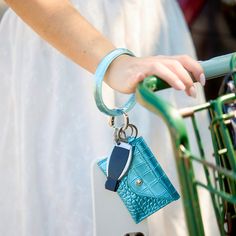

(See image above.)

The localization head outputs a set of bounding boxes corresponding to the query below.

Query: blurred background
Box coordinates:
[0,0,236,100]
[0,0,7,19]
[181,0,236,99]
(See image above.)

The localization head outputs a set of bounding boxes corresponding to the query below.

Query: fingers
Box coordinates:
[148,62,187,90]
[173,55,206,97]
[133,56,203,98]
[156,55,206,97]
[160,59,197,97]
[173,55,205,86]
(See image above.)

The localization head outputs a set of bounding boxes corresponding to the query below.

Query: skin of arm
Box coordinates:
[4,0,205,96]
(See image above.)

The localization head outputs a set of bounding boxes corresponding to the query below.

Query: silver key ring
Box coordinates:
[117,124,138,142]
[109,112,129,131]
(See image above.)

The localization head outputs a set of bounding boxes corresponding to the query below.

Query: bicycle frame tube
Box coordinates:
[136,79,205,236]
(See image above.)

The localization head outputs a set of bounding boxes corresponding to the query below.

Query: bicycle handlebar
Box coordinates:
[145,53,235,92]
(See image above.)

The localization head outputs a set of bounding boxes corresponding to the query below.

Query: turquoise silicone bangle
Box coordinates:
[94,48,136,116]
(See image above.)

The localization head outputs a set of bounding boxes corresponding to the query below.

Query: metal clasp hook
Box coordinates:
[109,112,138,143]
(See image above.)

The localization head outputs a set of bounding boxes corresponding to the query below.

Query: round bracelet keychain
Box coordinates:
[94,48,136,116]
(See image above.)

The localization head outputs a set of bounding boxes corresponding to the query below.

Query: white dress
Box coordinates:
[0,0,217,236]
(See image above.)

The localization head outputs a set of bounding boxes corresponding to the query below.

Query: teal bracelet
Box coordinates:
[94,48,136,116]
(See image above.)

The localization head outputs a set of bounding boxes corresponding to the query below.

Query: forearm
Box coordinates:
[4,0,204,96]
[5,0,115,73]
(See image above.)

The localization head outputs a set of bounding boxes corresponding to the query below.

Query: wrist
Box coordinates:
[94,48,136,116]
[104,54,133,87]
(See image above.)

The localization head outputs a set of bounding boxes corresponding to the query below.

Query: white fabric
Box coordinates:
[0,0,218,235]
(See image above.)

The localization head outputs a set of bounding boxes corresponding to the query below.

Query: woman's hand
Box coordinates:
[105,54,205,97]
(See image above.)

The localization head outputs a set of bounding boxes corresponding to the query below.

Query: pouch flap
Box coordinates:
[98,137,179,201]
[127,137,179,200]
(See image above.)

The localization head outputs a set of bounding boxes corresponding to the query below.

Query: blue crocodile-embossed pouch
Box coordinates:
[97,136,180,223]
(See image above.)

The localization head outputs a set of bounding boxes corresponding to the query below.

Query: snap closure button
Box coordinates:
[135,179,143,186]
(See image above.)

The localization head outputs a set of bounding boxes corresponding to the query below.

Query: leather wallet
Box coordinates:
[97,136,180,223]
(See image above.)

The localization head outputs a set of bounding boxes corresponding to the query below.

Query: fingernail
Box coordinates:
[189,86,197,98]
[175,80,186,90]
[199,73,206,86]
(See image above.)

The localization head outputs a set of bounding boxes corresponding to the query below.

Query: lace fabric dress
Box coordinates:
[0,0,217,235]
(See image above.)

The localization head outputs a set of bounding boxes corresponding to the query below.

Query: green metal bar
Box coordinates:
[209,93,236,218]
[136,80,205,236]
[195,179,235,236]
[211,96,236,172]
[189,114,227,230]
[209,112,227,216]
[188,154,236,180]
[190,114,224,227]
[211,111,236,127]
[194,181,236,204]
[191,115,206,160]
